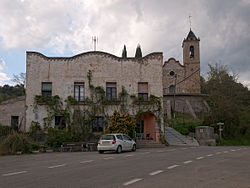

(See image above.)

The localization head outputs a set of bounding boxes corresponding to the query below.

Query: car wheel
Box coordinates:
[99,150,104,154]
[132,144,136,151]
[116,146,122,154]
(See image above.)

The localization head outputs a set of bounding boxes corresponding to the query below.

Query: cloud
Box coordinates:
[0,0,249,86]
[0,58,10,85]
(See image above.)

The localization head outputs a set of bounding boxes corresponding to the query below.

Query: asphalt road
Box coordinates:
[0,146,249,188]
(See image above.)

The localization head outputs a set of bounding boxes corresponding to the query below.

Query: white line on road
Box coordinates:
[149,170,164,176]
[125,154,134,157]
[103,157,114,160]
[123,178,143,186]
[48,164,66,169]
[80,160,94,164]
[196,157,204,160]
[167,149,176,152]
[231,149,236,152]
[223,151,228,153]
[157,150,164,153]
[2,171,27,177]
[141,152,150,154]
[167,165,179,169]
[183,160,192,164]
[207,154,213,157]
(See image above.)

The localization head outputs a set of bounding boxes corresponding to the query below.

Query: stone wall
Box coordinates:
[163,94,209,118]
[26,51,164,131]
[0,96,25,130]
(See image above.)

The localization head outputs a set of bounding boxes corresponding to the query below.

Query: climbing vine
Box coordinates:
[33,69,164,142]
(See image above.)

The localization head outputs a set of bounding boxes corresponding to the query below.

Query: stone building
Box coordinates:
[0,96,25,130]
[0,29,209,141]
[25,51,164,141]
[163,30,209,119]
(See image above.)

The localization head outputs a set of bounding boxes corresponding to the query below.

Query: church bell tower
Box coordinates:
[182,30,201,93]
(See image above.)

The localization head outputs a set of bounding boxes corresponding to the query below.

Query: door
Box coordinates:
[122,134,133,150]
[11,116,19,131]
[136,120,144,139]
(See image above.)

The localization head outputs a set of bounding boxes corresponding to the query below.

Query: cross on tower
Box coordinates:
[92,36,98,51]
[188,15,192,30]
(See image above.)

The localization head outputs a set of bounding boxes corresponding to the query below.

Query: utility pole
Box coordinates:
[173,74,177,119]
[92,36,98,51]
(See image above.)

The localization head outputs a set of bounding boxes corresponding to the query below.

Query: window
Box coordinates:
[11,116,19,131]
[106,82,117,99]
[55,116,66,130]
[116,135,123,140]
[169,71,175,76]
[138,82,148,100]
[92,116,104,132]
[189,46,194,58]
[123,134,132,141]
[74,82,84,101]
[42,82,52,97]
[169,85,176,93]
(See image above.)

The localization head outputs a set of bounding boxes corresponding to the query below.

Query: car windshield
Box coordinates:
[100,135,115,140]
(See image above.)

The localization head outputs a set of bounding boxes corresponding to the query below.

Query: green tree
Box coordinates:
[105,110,136,138]
[122,45,127,58]
[202,64,250,139]
[135,44,142,58]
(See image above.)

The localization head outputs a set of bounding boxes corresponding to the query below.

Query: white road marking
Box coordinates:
[48,164,66,169]
[80,160,94,164]
[103,157,114,160]
[231,149,236,152]
[2,171,27,177]
[123,178,143,186]
[216,152,221,155]
[125,154,134,157]
[196,157,204,160]
[149,170,164,176]
[168,149,176,152]
[207,154,213,157]
[183,160,192,164]
[167,165,179,169]
[157,150,164,153]
[223,151,228,153]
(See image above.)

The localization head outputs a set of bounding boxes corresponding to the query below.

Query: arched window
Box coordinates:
[189,46,194,58]
[169,85,175,94]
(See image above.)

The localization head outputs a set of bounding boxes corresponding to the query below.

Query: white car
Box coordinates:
[97,134,136,154]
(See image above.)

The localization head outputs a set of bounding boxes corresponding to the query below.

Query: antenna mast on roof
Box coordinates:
[188,15,192,30]
[92,36,98,51]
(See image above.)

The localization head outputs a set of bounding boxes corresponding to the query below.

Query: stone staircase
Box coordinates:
[165,127,199,146]
[136,140,166,148]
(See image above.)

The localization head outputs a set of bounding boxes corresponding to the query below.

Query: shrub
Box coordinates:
[0,132,32,155]
[105,110,136,138]
[46,127,72,148]
[0,124,13,138]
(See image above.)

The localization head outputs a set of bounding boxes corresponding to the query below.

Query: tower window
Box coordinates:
[189,46,194,58]
[169,85,176,94]
[169,71,175,76]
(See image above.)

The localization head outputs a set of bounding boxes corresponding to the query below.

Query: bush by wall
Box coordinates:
[0,132,32,155]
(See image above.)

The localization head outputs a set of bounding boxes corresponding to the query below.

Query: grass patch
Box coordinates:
[217,138,250,146]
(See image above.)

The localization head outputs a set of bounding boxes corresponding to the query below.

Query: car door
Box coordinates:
[116,135,126,149]
[122,134,133,150]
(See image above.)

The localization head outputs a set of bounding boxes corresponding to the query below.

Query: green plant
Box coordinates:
[46,127,72,148]
[0,124,13,138]
[0,132,32,155]
[105,110,136,138]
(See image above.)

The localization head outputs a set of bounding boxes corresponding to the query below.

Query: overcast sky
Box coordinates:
[0,0,249,87]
